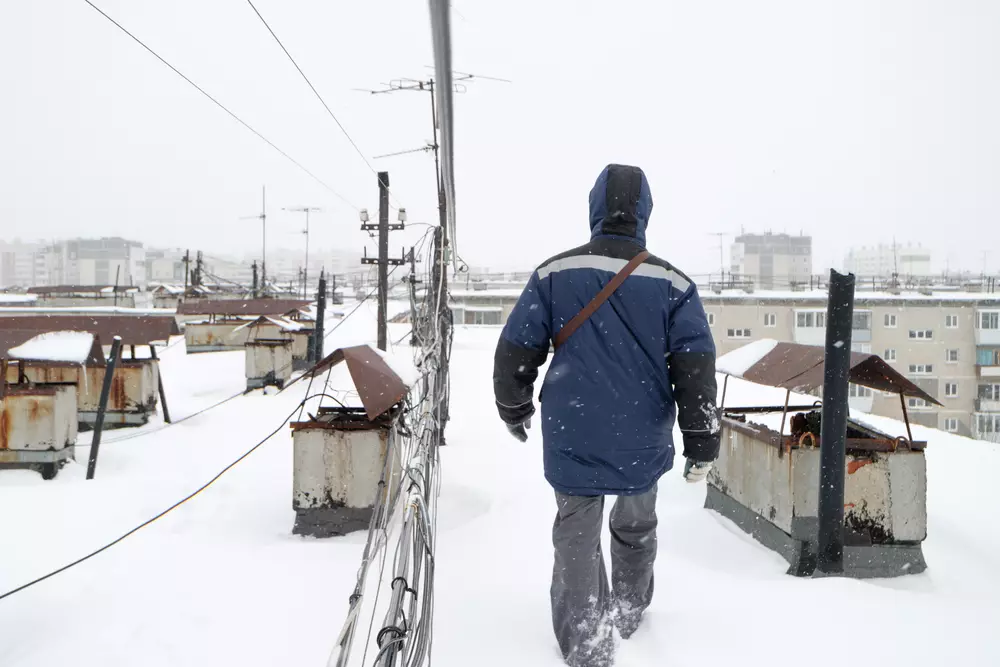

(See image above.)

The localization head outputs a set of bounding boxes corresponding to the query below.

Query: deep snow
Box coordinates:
[1,306,999,666]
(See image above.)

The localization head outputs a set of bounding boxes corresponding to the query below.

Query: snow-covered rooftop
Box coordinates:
[2,313,999,666]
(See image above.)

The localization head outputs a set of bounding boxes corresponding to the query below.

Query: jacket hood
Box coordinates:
[588,164,653,245]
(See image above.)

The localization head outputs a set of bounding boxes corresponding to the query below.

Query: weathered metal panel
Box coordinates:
[0,385,76,451]
[297,345,412,421]
[246,341,293,384]
[0,314,179,346]
[177,299,311,317]
[734,342,941,405]
[292,426,399,510]
[185,322,252,352]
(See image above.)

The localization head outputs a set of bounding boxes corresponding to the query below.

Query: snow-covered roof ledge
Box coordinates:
[7,331,104,365]
[717,339,779,376]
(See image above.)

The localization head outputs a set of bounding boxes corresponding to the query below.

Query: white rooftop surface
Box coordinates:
[0,294,38,304]
[1,312,998,666]
[701,288,1000,303]
[7,331,96,364]
[448,288,524,299]
[0,305,176,316]
[716,338,780,376]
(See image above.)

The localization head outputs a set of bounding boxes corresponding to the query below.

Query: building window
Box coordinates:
[977,414,1000,435]
[979,384,1000,401]
[908,397,933,410]
[848,383,873,399]
[908,364,934,374]
[944,418,959,433]
[908,329,934,340]
[764,313,776,328]
[884,313,897,328]
[464,310,501,326]
[796,312,825,328]
[978,348,1000,366]
[852,312,871,330]
[727,328,752,339]
[884,348,897,362]
[944,382,959,398]
[980,312,1000,330]
[945,314,959,329]
[946,349,959,363]
[707,312,715,327]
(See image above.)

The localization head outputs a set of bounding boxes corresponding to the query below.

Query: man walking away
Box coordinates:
[493,164,720,667]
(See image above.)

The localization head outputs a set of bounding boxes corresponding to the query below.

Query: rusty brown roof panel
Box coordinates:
[0,329,106,366]
[0,315,179,347]
[177,299,312,316]
[737,342,941,406]
[296,345,411,420]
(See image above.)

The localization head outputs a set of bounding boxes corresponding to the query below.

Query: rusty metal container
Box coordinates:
[708,411,928,576]
[245,339,293,390]
[7,361,160,429]
[184,320,253,353]
[290,408,401,537]
[0,384,77,479]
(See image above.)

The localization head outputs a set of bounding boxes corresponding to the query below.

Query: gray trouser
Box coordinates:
[550,486,658,667]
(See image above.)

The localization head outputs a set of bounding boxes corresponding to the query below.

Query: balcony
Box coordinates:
[976,398,1000,413]
[976,310,1000,345]
[979,365,1000,379]
[976,329,1000,346]
[793,309,871,346]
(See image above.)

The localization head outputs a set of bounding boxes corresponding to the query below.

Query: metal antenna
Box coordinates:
[359,70,509,233]
[708,231,730,283]
[239,185,268,294]
[284,206,323,299]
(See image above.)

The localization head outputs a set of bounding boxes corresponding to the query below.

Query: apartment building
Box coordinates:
[844,243,932,278]
[702,290,1000,440]
[31,237,147,288]
[730,232,812,290]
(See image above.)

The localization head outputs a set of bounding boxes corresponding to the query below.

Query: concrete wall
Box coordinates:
[710,420,927,544]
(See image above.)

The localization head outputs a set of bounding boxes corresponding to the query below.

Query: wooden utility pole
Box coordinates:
[360,172,406,350]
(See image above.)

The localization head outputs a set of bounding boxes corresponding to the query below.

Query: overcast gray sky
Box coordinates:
[2,0,998,278]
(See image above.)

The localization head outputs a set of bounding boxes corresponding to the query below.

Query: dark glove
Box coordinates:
[505,417,531,443]
[683,458,713,483]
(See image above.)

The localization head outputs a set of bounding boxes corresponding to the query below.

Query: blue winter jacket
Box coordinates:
[493,164,720,496]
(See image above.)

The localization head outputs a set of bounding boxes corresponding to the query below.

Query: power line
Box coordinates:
[244,1,388,194]
[244,1,372,175]
[81,0,359,211]
[0,398,306,603]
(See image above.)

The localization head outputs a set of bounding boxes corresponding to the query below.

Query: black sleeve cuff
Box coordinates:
[682,431,721,462]
[496,400,535,426]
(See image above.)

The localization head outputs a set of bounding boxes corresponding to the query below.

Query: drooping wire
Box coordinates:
[81,0,359,211]
[0,394,317,603]
[244,1,388,192]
